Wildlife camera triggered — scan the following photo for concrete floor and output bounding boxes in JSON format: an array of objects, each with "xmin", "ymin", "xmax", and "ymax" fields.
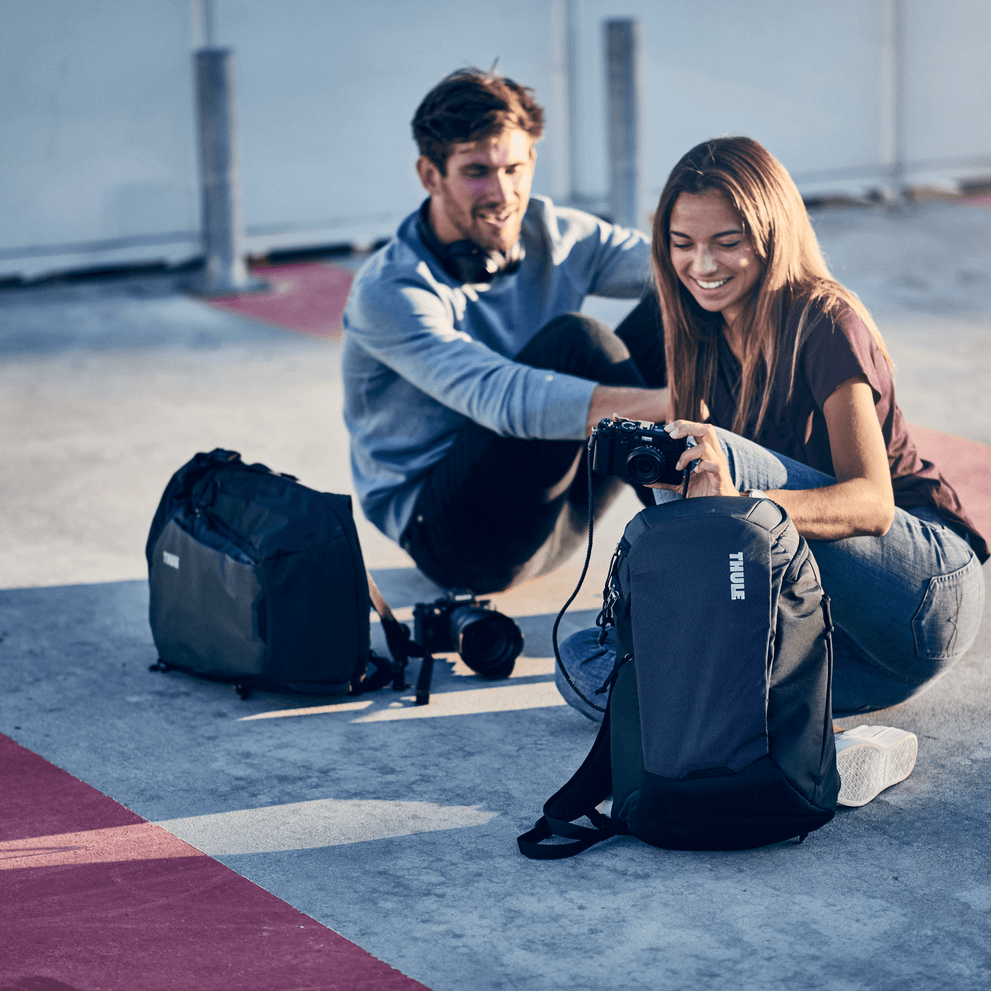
[{"xmin": 2, "ymin": 200, "xmax": 990, "ymax": 990}]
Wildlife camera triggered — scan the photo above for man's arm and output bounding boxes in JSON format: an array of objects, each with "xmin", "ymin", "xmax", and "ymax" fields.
[
  {"xmin": 585, "ymin": 384, "xmax": 671, "ymax": 436},
  {"xmin": 347, "ymin": 268, "xmax": 597, "ymax": 442}
]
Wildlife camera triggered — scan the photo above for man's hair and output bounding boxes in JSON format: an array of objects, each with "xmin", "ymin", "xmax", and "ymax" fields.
[{"xmin": 411, "ymin": 67, "xmax": 545, "ymax": 174}]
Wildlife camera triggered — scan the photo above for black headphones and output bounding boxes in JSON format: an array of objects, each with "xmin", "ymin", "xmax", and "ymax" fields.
[{"xmin": 416, "ymin": 202, "xmax": 524, "ymax": 284}]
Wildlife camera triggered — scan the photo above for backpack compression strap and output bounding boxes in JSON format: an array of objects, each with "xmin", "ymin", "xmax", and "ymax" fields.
[{"xmin": 517, "ymin": 704, "xmax": 627, "ymax": 859}]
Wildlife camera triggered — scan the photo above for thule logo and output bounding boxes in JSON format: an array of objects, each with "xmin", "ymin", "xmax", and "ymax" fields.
[
  {"xmin": 729, "ymin": 552, "xmax": 745, "ymax": 599},
  {"xmin": 163, "ymin": 551, "xmax": 180, "ymax": 570}
]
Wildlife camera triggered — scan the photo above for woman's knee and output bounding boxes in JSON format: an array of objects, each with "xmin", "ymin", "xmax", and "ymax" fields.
[{"xmin": 713, "ymin": 427, "xmax": 833, "ymax": 492}]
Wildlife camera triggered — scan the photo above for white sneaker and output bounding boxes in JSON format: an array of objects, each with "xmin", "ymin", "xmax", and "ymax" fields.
[{"xmin": 834, "ymin": 725, "xmax": 918, "ymax": 807}]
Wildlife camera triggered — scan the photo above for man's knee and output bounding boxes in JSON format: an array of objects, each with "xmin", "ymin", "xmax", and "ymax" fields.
[{"xmin": 516, "ymin": 312, "xmax": 643, "ymax": 386}]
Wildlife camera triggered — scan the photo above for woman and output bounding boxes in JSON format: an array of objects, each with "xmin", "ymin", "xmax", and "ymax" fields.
[{"xmin": 559, "ymin": 137, "xmax": 987, "ymax": 804}]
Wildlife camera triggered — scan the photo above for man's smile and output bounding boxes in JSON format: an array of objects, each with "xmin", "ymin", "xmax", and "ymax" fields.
[
  {"xmin": 419, "ymin": 128, "xmax": 536, "ymax": 255},
  {"xmin": 476, "ymin": 209, "xmax": 514, "ymax": 226}
]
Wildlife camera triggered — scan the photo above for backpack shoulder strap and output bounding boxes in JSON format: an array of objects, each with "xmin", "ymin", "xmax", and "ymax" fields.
[{"xmin": 517, "ymin": 705, "xmax": 626, "ymax": 859}]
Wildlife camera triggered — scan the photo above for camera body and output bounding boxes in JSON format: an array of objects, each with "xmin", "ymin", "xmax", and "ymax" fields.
[
  {"xmin": 413, "ymin": 593, "xmax": 523, "ymax": 680},
  {"xmin": 592, "ymin": 416, "xmax": 688, "ymax": 486}
]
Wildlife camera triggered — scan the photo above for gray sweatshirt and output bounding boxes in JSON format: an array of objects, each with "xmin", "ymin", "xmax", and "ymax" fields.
[{"xmin": 341, "ymin": 196, "xmax": 651, "ymax": 542}]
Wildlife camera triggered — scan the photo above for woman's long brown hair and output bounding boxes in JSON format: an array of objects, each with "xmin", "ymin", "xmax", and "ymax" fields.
[{"xmin": 651, "ymin": 136, "xmax": 890, "ymax": 434}]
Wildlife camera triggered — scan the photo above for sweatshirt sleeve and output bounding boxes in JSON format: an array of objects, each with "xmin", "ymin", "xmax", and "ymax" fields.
[
  {"xmin": 542, "ymin": 202, "xmax": 653, "ymax": 300},
  {"xmin": 586, "ymin": 220, "xmax": 653, "ymax": 299},
  {"xmin": 344, "ymin": 259, "xmax": 598, "ymax": 441}
]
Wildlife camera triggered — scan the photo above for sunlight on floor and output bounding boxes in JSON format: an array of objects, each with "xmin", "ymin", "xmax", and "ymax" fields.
[
  {"xmin": 0, "ymin": 822, "xmax": 203, "ymax": 870},
  {"xmin": 155, "ymin": 798, "xmax": 499, "ymax": 854},
  {"xmin": 239, "ymin": 673, "xmax": 565, "ymax": 723},
  {"xmin": 238, "ymin": 654, "xmax": 562, "ymax": 722}
]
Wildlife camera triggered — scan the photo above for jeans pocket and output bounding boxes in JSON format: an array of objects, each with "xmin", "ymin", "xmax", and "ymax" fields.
[{"xmin": 912, "ymin": 555, "xmax": 984, "ymax": 661}]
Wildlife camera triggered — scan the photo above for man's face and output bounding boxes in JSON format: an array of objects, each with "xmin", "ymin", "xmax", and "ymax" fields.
[{"xmin": 417, "ymin": 128, "xmax": 536, "ymax": 254}]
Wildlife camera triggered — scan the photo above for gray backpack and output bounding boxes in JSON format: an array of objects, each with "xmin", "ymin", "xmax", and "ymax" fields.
[
  {"xmin": 146, "ymin": 449, "xmax": 417, "ymax": 700},
  {"xmin": 519, "ymin": 496, "xmax": 840, "ymax": 856}
]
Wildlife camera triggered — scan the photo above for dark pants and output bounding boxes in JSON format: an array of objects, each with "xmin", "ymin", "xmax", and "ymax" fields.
[{"xmin": 401, "ymin": 303, "xmax": 664, "ymax": 593}]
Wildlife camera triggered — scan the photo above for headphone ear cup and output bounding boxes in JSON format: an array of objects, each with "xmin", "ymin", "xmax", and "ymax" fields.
[
  {"xmin": 416, "ymin": 204, "xmax": 525, "ymax": 283},
  {"xmin": 444, "ymin": 241, "xmax": 524, "ymax": 283},
  {"xmin": 445, "ymin": 246, "xmax": 493, "ymax": 284}
]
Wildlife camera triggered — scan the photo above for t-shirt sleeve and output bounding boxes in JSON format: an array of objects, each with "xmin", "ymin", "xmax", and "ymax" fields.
[{"xmin": 801, "ymin": 307, "xmax": 887, "ymax": 411}]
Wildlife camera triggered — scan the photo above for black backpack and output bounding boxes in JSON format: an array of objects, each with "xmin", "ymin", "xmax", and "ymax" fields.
[
  {"xmin": 146, "ymin": 449, "xmax": 416, "ymax": 700},
  {"xmin": 519, "ymin": 496, "xmax": 840, "ymax": 857}
]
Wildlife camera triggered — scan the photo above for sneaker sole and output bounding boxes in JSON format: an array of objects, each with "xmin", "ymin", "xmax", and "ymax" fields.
[{"xmin": 836, "ymin": 731, "xmax": 918, "ymax": 807}]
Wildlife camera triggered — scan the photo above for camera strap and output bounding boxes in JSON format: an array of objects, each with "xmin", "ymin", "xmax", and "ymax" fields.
[
  {"xmin": 551, "ymin": 436, "xmax": 607, "ymax": 713},
  {"xmin": 550, "ymin": 434, "xmax": 692, "ymax": 713}
]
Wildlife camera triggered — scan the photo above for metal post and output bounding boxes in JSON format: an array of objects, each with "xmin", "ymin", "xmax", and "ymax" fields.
[
  {"xmin": 605, "ymin": 19, "xmax": 643, "ymax": 230},
  {"xmin": 548, "ymin": 0, "xmax": 571, "ymax": 204},
  {"xmin": 880, "ymin": 0, "xmax": 906, "ymax": 205},
  {"xmin": 194, "ymin": 47, "xmax": 256, "ymax": 294},
  {"xmin": 566, "ymin": 0, "xmax": 585, "ymax": 206}
]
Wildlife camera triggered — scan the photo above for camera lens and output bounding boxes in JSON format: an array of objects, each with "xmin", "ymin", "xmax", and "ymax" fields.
[
  {"xmin": 626, "ymin": 445, "xmax": 666, "ymax": 484},
  {"xmin": 449, "ymin": 605, "xmax": 523, "ymax": 679}
]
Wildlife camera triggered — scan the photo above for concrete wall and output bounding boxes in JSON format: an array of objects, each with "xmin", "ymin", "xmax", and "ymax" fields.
[
  {"xmin": 1, "ymin": 0, "xmax": 201, "ymax": 278},
  {"xmin": 2, "ymin": 0, "xmax": 989, "ymax": 280}
]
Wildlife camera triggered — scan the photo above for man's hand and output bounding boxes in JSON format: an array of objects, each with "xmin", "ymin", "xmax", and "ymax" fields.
[{"xmin": 586, "ymin": 385, "xmax": 672, "ymax": 437}]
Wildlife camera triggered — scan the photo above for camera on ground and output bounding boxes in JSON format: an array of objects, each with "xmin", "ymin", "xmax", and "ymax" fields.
[
  {"xmin": 591, "ymin": 416, "xmax": 688, "ymax": 486},
  {"xmin": 413, "ymin": 593, "xmax": 524, "ymax": 680}
]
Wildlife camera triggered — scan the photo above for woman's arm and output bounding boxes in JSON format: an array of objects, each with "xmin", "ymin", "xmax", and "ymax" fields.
[{"xmin": 665, "ymin": 374, "xmax": 896, "ymax": 540}]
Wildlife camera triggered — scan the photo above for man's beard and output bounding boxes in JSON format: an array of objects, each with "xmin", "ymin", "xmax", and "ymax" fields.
[{"xmin": 457, "ymin": 202, "xmax": 525, "ymax": 254}]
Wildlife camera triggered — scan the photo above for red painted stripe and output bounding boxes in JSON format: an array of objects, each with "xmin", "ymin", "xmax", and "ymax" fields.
[
  {"xmin": 207, "ymin": 262, "xmax": 354, "ymax": 339},
  {"xmin": 0, "ymin": 734, "xmax": 430, "ymax": 991}
]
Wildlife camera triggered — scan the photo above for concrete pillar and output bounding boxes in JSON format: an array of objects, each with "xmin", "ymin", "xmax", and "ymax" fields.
[
  {"xmin": 604, "ymin": 18, "xmax": 644, "ymax": 230},
  {"xmin": 194, "ymin": 47, "xmax": 255, "ymax": 294},
  {"xmin": 880, "ymin": 0, "xmax": 906, "ymax": 204},
  {"xmin": 548, "ymin": 0, "xmax": 571, "ymax": 204},
  {"xmin": 566, "ymin": 0, "xmax": 585, "ymax": 206}
]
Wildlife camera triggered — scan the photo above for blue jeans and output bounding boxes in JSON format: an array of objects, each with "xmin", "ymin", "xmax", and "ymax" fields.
[{"xmin": 559, "ymin": 428, "xmax": 985, "ymax": 718}]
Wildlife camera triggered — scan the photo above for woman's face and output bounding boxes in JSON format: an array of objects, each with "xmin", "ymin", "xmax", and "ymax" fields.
[{"xmin": 668, "ymin": 190, "xmax": 763, "ymax": 329}]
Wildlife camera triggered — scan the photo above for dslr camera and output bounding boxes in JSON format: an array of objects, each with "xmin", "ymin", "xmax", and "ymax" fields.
[
  {"xmin": 413, "ymin": 593, "xmax": 524, "ymax": 680},
  {"xmin": 592, "ymin": 416, "xmax": 689, "ymax": 486}
]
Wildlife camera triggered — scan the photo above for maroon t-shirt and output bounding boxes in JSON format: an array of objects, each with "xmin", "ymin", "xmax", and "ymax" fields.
[{"xmin": 703, "ymin": 303, "xmax": 988, "ymax": 561}]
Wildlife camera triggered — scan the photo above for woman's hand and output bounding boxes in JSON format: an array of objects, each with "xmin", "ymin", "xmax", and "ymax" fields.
[{"xmin": 659, "ymin": 419, "xmax": 739, "ymax": 498}]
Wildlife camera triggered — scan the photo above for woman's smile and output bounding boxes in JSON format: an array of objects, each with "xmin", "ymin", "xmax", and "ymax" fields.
[{"xmin": 668, "ymin": 190, "xmax": 763, "ymax": 328}]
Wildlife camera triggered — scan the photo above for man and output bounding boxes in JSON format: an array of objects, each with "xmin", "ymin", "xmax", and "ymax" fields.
[{"xmin": 342, "ymin": 67, "xmax": 669, "ymax": 594}]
